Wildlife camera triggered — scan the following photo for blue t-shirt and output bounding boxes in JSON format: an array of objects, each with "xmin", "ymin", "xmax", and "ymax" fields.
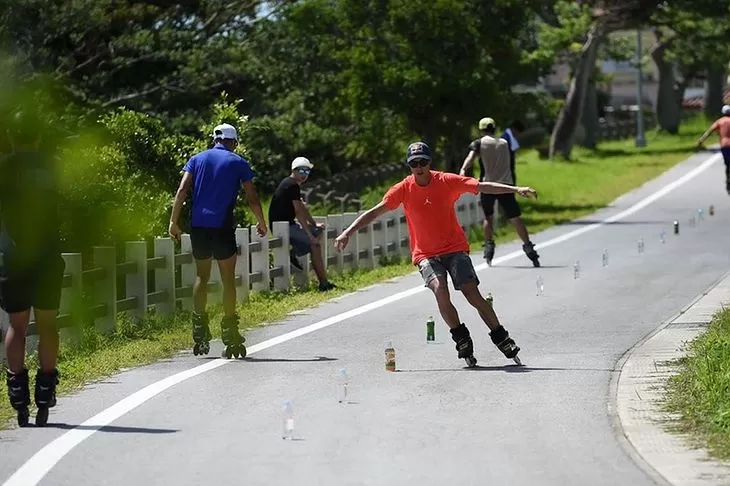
[{"xmin": 183, "ymin": 144, "xmax": 255, "ymax": 228}]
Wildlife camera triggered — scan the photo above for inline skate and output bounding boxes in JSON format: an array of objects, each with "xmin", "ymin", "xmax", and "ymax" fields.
[
  {"xmin": 34, "ymin": 368, "xmax": 59, "ymax": 426},
  {"xmin": 490, "ymin": 325, "xmax": 523, "ymax": 365},
  {"xmin": 221, "ymin": 314, "xmax": 246, "ymax": 359},
  {"xmin": 450, "ymin": 323, "xmax": 478, "ymax": 368},
  {"xmin": 484, "ymin": 239, "xmax": 496, "ymax": 266},
  {"xmin": 6, "ymin": 368, "xmax": 30, "ymax": 427},
  {"xmin": 523, "ymin": 241, "xmax": 540, "ymax": 268},
  {"xmin": 192, "ymin": 311, "xmax": 211, "ymax": 356}
]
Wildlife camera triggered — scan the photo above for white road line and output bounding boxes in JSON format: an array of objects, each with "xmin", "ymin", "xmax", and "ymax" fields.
[{"xmin": 2, "ymin": 153, "xmax": 720, "ymax": 486}]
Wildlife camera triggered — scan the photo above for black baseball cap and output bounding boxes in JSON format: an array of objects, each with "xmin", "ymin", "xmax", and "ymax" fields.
[{"xmin": 406, "ymin": 142, "xmax": 432, "ymax": 162}]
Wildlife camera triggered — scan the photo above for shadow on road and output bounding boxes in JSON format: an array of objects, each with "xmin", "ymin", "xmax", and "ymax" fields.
[
  {"xmin": 397, "ymin": 365, "xmax": 614, "ymax": 373},
  {"xmin": 561, "ymin": 220, "xmax": 667, "ymax": 226},
  {"xmin": 198, "ymin": 356, "xmax": 338, "ymax": 363},
  {"xmin": 42, "ymin": 423, "xmax": 179, "ymax": 434}
]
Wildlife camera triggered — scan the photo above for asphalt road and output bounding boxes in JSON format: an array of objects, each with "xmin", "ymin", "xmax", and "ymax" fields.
[{"xmin": 1, "ymin": 149, "xmax": 729, "ymax": 486}]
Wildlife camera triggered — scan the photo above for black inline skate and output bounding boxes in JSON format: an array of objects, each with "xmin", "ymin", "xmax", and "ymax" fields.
[
  {"xmin": 490, "ymin": 325, "xmax": 522, "ymax": 365},
  {"xmin": 220, "ymin": 314, "xmax": 246, "ymax": 359},
  {"xmin": 484, "ymin": 239, "xmax": 496, "ymax": 266},
  {"xmin": 450, "ymin": 323, "xmax": 478, "ymax": 368},
  {"xmin": 6, "ymin": 368, "xmax": 30, "ymax": 427},
  {"xmin": 34, "ymin": 368, "xmax": 59, "ymax": 427},
  {"xmin": 192, "ymin": 311, "xmax": 211, "ymax": 356},
  {"xmin": 523, "ymin": 241, "xmax": 540, "ymax": 268}
]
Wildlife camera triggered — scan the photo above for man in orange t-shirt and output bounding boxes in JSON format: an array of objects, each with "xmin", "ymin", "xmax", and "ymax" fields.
[
  {"xmin": 334, "ymin": 142, "xmax": 538, "ymax": 367},
  {"xmin": 697, "ymin": 104, "xmax": 730, "ymax": 194}
]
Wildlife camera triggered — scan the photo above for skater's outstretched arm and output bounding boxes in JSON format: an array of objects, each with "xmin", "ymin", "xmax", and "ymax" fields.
[
  {"xmin": 459, "ymin": 150, "xmax": 477, "ymax": 177},
  {"xmin": 697, "ymin": 120, "xmax": 720, "ymax": 147},
  {"xmin": 477, "ymin": 181, "xmax": 537, "ymax": 198},
  {"xmin": 334, "ymin": 201, "xmax": 391, "ymax": 251}
]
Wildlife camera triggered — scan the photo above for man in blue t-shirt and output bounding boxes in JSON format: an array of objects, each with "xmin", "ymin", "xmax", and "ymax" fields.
[{"xmin": 169, "ymin": 123, "xmax": 267, "ymax": 357}]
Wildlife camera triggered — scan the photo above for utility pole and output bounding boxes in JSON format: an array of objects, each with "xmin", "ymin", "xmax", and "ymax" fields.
[{"xmin": 635, "ymin": 28, "xmax": 647, "ymax": 148}]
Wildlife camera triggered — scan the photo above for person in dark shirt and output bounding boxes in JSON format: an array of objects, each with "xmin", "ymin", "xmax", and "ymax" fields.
[
  {"xmin": 169, "ymin": 123, "xmax": 267, "ymax": 358},
  {"xmin": 268, "ymin": 157, "xmax": 336, "ymax": 292},
  {"xmin": 0, "ymin": 143, "xmax": 64, "ymax": 427}
]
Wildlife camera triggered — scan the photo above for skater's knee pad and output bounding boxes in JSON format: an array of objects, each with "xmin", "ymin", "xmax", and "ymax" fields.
[
  {"xmin": 489, "ymin": 325, "xmax": 509, "ymax": 345},
  {"xmin": 450, "ymin": 323, "xmax": 471, "ymax": 343}
]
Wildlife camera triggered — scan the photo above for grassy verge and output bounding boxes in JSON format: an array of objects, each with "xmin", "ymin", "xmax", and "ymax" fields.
[
  {"xmin": 664, "ymin": 307, "xmax": 730, "ymax": 460},
  {"xmin": 0, "ymin": 116, "xmax": 710, "ymax": 428}
]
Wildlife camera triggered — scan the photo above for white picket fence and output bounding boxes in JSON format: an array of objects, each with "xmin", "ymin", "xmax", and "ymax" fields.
[{"xmin": 0, "ymin": 194, "xmax": 483, "ymax": 345}]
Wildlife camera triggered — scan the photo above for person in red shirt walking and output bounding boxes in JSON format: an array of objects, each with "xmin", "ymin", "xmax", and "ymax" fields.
[
  {"xmin": 697, "ymin": 104, "xmax": 730, "ymax": 194},
  {"xmin": 334, "ymin": 142, "xmax": 537, "ymax": 367}
]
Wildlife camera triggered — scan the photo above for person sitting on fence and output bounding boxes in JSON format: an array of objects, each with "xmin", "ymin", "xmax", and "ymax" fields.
[
  {"xmin": 697, "ymin": 104, "xmax": 730, "ymax": 194},
  {"xmin": 459, "ymin": 117, "xmax": 540, "ymax": 268},
  {"xmin": 268, "ymin": 156, "xmax": 336, "ymax": 292},
  {"xmin": 333, "ymin": 141, "xmax": 537, "ymax": 367},
  {"xmin": 169, "ymin": 123, "xmax": 267, "ymax": 357},
  {"xmin": 0, "ymin": 109, "xmax": 64, "ymax": 427}
]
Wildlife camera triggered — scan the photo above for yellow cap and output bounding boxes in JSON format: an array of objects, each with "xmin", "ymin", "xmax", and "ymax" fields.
[{"xmin": 478, "ymin": 117, "xmax": 495, "ymax": 130}]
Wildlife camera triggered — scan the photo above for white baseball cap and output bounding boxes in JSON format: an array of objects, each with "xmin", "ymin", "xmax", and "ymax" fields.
[
  {"xmin": 211, "ymin": 123, "xmax": 238, "ymax": 141},
  {"xmin": 291, "ymin": 156, "xmax": 314, "ymax": 170},
  {"xmin": 722, "ymin": 105, "xmax": 730, "ymax": 115}
]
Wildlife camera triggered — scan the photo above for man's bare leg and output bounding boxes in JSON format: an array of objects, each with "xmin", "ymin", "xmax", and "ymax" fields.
[
  {"xmin": 4, "ymin": 310, "xmax": 32, "ymax": 425},
  {"xmin": 461, "ymin": 282, "xmax": 521, "ymax": 362},
  {"xmin": 192, "ymin": 258, "xmax": 213, "ymax": 354},
  {"xmin": 216, "ymin": 254, "xmax": 237, "ymax": 318},
  {"xmin": 427, "ymin": 277, "xmax": 460, "ymax": 329}
]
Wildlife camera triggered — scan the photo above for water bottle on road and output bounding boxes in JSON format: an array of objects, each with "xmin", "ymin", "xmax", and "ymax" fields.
[
  {"xmin": 282, "ymin": 400, "xmax": 295, "ymax": 440},
  {"xmin": 385, "ymin": 341, "xmax": 396, "ymax": 372},
  {"xmin": 426, "ymin": 316, "xmax": 435, "ymax": 342}
]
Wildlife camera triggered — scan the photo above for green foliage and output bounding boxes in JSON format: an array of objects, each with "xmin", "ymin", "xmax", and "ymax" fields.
[{"xmin": 665, "ymin": 307, "xmax": 730, "ymax": 460}]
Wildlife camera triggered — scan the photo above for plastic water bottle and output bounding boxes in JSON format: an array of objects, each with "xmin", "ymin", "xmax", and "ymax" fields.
[
  {"xmin": 710, "ymin": 205, "xmax": 715, "ymax": 216},
  {"xmin": 637, "ymin": 238, "xmax": 644, "ymax": 254},
  {"xmin": 601, "ymin": 249, "xmax": 609, "ymax": 267},
  {"xmin": 660, "ymin": 230, "xmax": 666, "ymax": 244},
  {"xmin": 282, "ymin": 400, "xmax": 295, "ymax": 440},
  {"xmin": 535, "ymin": 275, "xmax": 544, "ymax": 296},
  {"xmin": 698, "ymin": 208, "xmax": 704, "ymax": 221},
  {"xmin": 426, "ymin": 316, "xmax": 435, "ymax": 342},
  {"xmin": 689, "ymin": 216, "xmax": 696, "ymax": 228},
  {"xmin": 673, "ymin": 220, "xmax": 679, "ymax": 234},
  {"xmin": 338, "ymin": 368, "xmax": 349, "ymax": 403},
  {"xmin": 573, "ymin": 260, "xmax": 580, "ymax": 279},
  {"xmin": 385, "ymin": 341, "xmax": 396, "ymax": 372}
]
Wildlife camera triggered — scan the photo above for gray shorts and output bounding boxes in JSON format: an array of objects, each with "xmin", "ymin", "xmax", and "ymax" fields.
[
  {"xmin": 289, "ymin": 223, "xmax": 322, "ymax": 256},
  {"xmin": 417, "ymin": 251, "xmax": 480, "ymax": 290}
]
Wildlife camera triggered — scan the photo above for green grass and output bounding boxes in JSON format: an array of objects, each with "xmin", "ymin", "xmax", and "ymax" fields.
[
  {"xmin": 0, "ymin": 115, "xmax": 711, "ymax": 428},
  {"xmin": 664, "ymin": 307, "xmax": 730, "ymax": 460}
]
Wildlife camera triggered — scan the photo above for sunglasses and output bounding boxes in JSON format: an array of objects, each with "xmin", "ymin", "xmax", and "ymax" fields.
[
  {"xmin": 296, "ymin": 168, "xmax": 312, "ymax": 175},
  {"xmin": 408, "ymin": 158, "xmax": 430, "ymax": 168}
]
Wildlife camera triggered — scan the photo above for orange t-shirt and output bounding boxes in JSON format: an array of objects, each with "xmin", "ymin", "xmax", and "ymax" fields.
[{"xmin": 382, "ymin": 171, "xmax": 480, "ymax": 264}]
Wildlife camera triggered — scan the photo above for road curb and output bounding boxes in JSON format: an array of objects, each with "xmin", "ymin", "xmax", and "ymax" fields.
[{"xmin": 610, "ymin": 269, "xmax": 730, "ymax": 486}]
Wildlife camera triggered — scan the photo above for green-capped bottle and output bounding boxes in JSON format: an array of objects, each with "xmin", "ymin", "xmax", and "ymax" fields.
[
  {"xmin": 426, "ymin": 316, "xmax": 435, "ymax": 342},
  {"xmin": 486, "ymin": 292, "xmax": 494, "ymax": 307}
]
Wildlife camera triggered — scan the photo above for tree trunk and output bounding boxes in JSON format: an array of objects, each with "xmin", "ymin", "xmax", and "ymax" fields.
[
  {"xmin": 580, "ymin": 78, "xmax": 599, "ymax": 149},
  {"xmin": 651, "ymin": 38, "xmax": 681, "ymax": 134},
  {"xmin": 704, "ymin": 68, "xmax": 725, "ymax": 118},
  {"xmin": 549, "ymin": 24, "xmax": 603, "ymax": 160}
]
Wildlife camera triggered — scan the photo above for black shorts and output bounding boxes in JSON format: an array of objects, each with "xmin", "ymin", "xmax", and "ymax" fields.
[
  {"xmin": 417, "ymin": 252, "xmax": 480, "ymax": 291},
  {"xmin": 0, "ymin": 254, "xmax": 65, "ymax": 314},
  {"xmin": 190, "ymin": 227, "xmax": 237, "ymax": 260},
  {"xmin": 480, "ymin": 193, "xmax": 521, "ymax": 219}
]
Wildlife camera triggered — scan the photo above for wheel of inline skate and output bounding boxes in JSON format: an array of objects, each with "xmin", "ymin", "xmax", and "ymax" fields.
[
  {"xmin": 17, "ymin": 408, "xmax": 30, "ymax": 427},
  {"xmin": 201, "ymin": 342, "xmax": 210, "ymax": 355},
  {"xmin": 223, "ymin": 347, "xmax": 233, "ymax": 359},
  {"xmin": 235, "ymin": 345, "xmax": 246, "ymax": 359},
  {"xmin": 465, "ymin": 356, "xmax": 478, "ymax": 368},
  {"xmin": 513, "ymin": 355, "xmax": 523, "ymax": 366},
  {"xmin": 36, "ymin": 407, "xmax": 49, "ymax": 427},
  {"xmin": 193, "ymin": 343, "xmax": 200, "ymax": 356}
]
